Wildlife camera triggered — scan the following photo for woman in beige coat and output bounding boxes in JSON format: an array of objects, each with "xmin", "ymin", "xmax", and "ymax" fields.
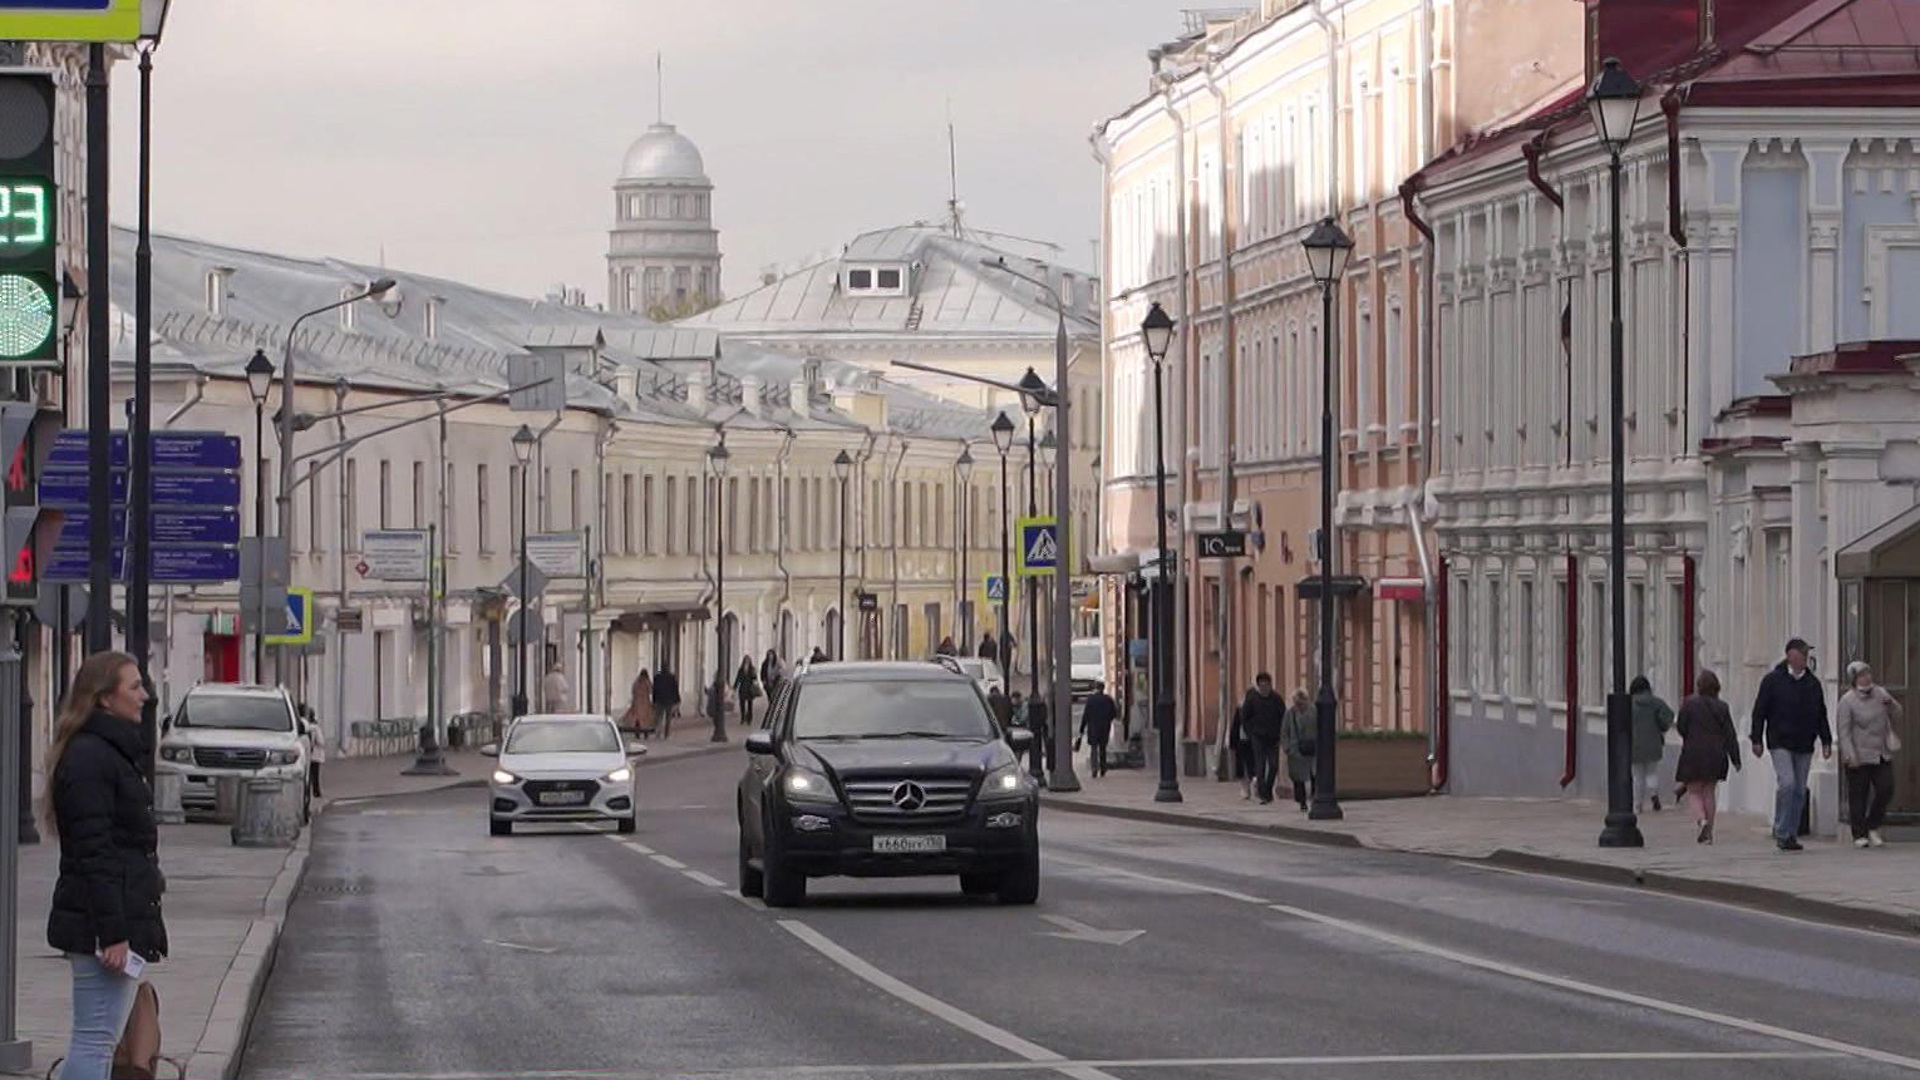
[{"xmin": 1836, "ymin": 661, "xmax": 1902, "ymax": 848}]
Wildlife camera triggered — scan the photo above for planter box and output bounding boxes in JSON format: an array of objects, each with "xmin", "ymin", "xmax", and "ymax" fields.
[{"xmin": 1337, "ymin": 736, "xmax": 1430, "ymax": 799}]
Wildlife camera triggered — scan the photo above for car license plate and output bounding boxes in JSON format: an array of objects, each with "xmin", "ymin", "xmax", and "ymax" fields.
[
  {"xmin": 873, "ymin": 835, "xmax": 945, "ymax": 853},
  {"xmin": 537, "ymin": 791, "xmax": 587, "ymax": 806}
]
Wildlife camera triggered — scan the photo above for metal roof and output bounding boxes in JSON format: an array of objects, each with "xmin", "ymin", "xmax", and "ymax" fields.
[{"xmin": 684, "ymin": 223, "xmax": 1099, "ymax": 339}]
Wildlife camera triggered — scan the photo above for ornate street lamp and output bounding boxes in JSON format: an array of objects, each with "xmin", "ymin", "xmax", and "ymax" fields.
[
  {"xmin": 957, "ymin": 446, "xmax": 975, "ymax": 645},
  {"xmin": 510, "ymin": 424, "xmax": 536, "ymax": 718},
  {"xmin": 1589, "ymin": 56, "xmax": 1646, "ymax": 848},
  {"xmin": 245, "ymin": 349, "xmax": 275, "ymax": 682},
  {"xmin": 1140, "ymin": 302, "xmax": 1180, "ymax": 802},
  {"xmin": 834, "ymin": 449, "xmax": 852, "ymax": 659},
  {"xmin": 1302, "ymin": 216, "xmax": 1353, "ymax": 821},
  {"xmin": 991, "ymin": 412, "xmax": 1016, "ymax": 694},
  {"xmin": 709, "ymin": 440, "xmax": 732, "ymax": 742}
]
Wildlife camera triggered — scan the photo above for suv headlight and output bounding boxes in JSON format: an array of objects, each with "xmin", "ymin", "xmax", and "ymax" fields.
[
  {"xmin": 267, "ymin": 749, "xmax": 301, "ymax": 766},
  {"xmin": 781, "ymin": 767, "xmax": 837, "ymax": 804},
  {"xmin": 982, "ymin": 762, "xmax": 1027, "ymax": 798},
  {"xmin": 159, "ymin": 745, "xmax": 192, "ymax": 763}
]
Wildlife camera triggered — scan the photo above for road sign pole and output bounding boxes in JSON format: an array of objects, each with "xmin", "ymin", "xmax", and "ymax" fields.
[
  {"xmin": 84, "ymin": 44, "xmax": 111, "ymax": 653},
  {"xmin": 0, "ymin": 609, "xmax": 30, "ymax": 1073}
]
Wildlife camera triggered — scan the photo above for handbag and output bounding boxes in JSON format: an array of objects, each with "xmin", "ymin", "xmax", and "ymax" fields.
[
  {"xmin": 1297, "ymin": 734, "xmax": 1317, "ymax": 758},
  {"xmin": 112, "ymin": 980, "xmax": 162, "ymax": 1080}
]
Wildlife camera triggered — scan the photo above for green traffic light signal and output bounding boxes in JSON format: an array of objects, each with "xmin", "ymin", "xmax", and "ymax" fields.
[{"xmin": 0, "ymin": 75, "xmax": 58, "ymax": 366}]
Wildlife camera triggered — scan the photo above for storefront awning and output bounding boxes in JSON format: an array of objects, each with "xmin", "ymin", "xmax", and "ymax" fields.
[
  {"xmin": 612, "ymin": 601, "xmax": 712, "ymax": 633},
  {"xmin": 1295, "ymin": 574, "xmax": 1368, "ymax": 600},
  {"xmin": 1837, "ymin": 502, "xmax": 1920, "ymax": 579},
  {"xmin": 1375, "ymin": 577, "xmax": 1426, "ymax": 602}
]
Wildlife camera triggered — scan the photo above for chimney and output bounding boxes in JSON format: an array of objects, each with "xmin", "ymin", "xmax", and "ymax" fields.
[
  {"xmin": 687, "ymin": 369, "xmax": 710, "ymax": 412},
  {"xmin": 741, "ymin": 375, "xmax": 764, "ymax": 417},
  {"xmin": 205, "ymin": 265, "xmax": 235, "ymax": 317},
  {"xmin": 612, "ymin": 366, "xmax": 637, "ymax": 405}
]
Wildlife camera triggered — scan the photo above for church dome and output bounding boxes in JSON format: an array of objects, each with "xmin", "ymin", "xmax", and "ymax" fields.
[{"xmin": 620, "ymin": 122, "xmax": 708, "ymax": 183}]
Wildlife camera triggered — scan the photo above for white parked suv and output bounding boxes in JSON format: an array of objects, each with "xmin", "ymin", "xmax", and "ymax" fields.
[{"xmin": 157, "ymin": 684, "xmax": 312, "ymax": 824}]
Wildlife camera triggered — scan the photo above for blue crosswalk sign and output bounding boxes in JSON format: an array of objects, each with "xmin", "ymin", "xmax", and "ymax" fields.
[
  {"xmin": 1018, "ymin": 517, "xmax": 1059, "ymax": 577},
  {"xmin": 266, "ymin": 587, "xmax": 313, "ymax": 646},
  {"xmin": 983, "ymin": 575, "xmax": 1008, "ymax": 603}
]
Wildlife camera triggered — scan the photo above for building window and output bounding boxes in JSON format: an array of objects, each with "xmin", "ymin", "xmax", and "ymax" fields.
[
  {"xmin": 622, "ymin": 475, "xmax": 636, "ymax": 555},
  {"xmin": 307, "ymin": 462, "xmax": 323, "ymax": 552},
  {"xmin": 672, "ymin": 194, "xmax": 688, "ymax": 217},
  {"xmin": 411, "ymin": 461, "xmax": 425, "ymax": 528},
  {"xmin": 643, "ymin": 475, "xmax": 657, "ymax": 554},
  {"xmin": 665, "ymin": 476, "xmax": 679, "ymax": 555},
  {"xmin": 674, "ymin": 267, "xmax": 690, "ymax": 304},
  {"xmin": 847, "ymin": 268, "xmax": 872, "ymax": 290},
  {"xmin": 624, "ymin": 270, "xmax": 637, "ymax": 313},
  {"xmin": 507, "ymin": 466, "xmax": 522, "ymax": 553},
  {"xmin": 1486, "ymin": 575, "xmax": 1504, "ymax": 694},
  {"xmin": 445, "ymin": 463, "xmax": 457, "ymax": 551},
  {"xmin": 644, "ymin": 267, "xmax": 663, "ymax": 304},
  {"xmin": 478, "ymin": 464, "xmax": 492, "ymax": 554},
  {"xmin": 877, "ymin": 267, "xmax": 901, "ymax": 290},
  {"xmin": 570, "ymin": 469, "xmax": 582, "ymax": 531},
  {"xmin": 339, "ymin": 286, "xmax": 357, "ymax": 331},
  {"xmin": 1519, "ymin": 578, "xmax": 1536, "ymax": 697},
  {"xmin": 687, "ymin": 474, "xmax": 699, "ymax": 556},
  {"xmin": 646, "ymin": 194, "xmax": 662, "ymax": 218},
  {"xmin": 345, "ymin": 459, "xmax": 360, "ymax": 549},
  {"xmin": 697, "ymin": 268, "xmax": 711, "ymax": 301},
  {"xmin": 842, "ymin": 264, "xmax": 907, "ymax": 296}
]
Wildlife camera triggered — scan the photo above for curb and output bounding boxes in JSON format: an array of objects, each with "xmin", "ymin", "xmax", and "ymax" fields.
[
  {"xmin": 1039, "ymin": 793, "xmax": 1920, "ymax": 938},
  {"xmin": 186, "ymin": 826, "xmax": 312, "ymax": 1080}
]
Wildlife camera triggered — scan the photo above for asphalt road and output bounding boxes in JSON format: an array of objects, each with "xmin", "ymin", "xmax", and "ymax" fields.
[{"xmin": 240, "ymin": 749, "xmax": 1920, "ymax": 1080}]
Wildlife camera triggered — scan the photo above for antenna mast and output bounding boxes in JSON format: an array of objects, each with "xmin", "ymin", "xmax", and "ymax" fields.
[
  {"xmin": 656, "ymin": 52, "xmax": 664, "ymax": 124},
  {"xmin": 946, "ymin": 102, "xmax": 962, "ymax": 239}
]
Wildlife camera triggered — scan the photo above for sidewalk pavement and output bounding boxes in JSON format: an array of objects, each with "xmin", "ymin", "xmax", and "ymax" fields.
[
  {"xmin": 6, "ymin": 720, "xmax": 737, "ymax": 1079},
  {"xmin": 1040, "ymin": 757, "xmax": 1920, "ymax": 936}
]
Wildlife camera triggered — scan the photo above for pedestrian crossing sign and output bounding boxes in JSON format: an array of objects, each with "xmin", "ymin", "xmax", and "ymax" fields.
[
  {"xmin": 982, "ymin": 574, "xmax": 1008, "ymax": 604},
  {"xmin": 266, "ymin": 587, "xmax": 313, "ymax": 646},
  {"xmin": 1018, "ymin": 517, "xmax": 1059, "ymax": 577}
]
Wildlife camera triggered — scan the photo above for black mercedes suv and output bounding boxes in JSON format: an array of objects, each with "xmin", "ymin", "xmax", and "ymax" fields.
[{"xmin": 737, "ymin": 661, "xmax": 1040, "ymax": 907}]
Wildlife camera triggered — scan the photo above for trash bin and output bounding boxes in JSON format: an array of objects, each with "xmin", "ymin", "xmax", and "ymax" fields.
[
  {"xmin": 212, "ymin": 775, "xmax": 243, "ymax": 825},
  {"xmin": 152, "ymin": 771, "xmax": 185, "ymax": 825},
  {"xmin": 231, "ymin": 777, "xmax": 299, "ymax": 848},
  {"xmin": 447, "ymin": 722, "xmax": 464, "ymax": 749}
]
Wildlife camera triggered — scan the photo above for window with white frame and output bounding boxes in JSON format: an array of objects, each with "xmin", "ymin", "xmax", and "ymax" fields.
[
  {"xmin": 1487, "ymin": 574, "xmax": 1505, "ymax": 694},
  {"xmin": 1354, "ymin": 74, "xmax": 1371, "ymax": 203},
  {"xmin": 1355, "ymin": 305, "xmax": 1374, "ymax": 436},
  {"xmin": 1519, "ymin": 577, "xmax": 1537, "ymax": 697},
  {"xmin": 1384, "ymin": 62, "xmax": 1402, "ymax": 190},
  {"xmin": 1386, "ymin": 300, "xmax": 1405, "ymax": 439}
]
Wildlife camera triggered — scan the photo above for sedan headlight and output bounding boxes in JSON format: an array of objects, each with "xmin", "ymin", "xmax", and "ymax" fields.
[
  {"xmin": 603, "ymin": 766, "xmax": 632, "ymax": 784},
  {"xmin": 781, "ymin": 767, "xmax": 837, "ymax": 804},
  {"xmin": 982, "ymin": 762, "xmax": 1027, "ymax": 798},
  {"xmin": 491, "ymin": 769, "xmax": 519, "ymax": 785},
  {"xmin": 267, "ymin": 749, "xmax": 301, "ymax": 766},
  {"xmin": 158, "ymin": 745, "xmax": 192, "ymax": 763}
]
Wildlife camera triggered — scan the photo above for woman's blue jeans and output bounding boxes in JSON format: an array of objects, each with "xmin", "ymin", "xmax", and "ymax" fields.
[{"xmin": 61, "ymin": 953, "xmax": 139, "ymax": 1080}]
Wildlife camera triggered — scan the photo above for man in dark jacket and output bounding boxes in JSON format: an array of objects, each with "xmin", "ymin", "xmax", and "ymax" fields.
[
  {"xmin": 1240, "ymin": 673, "xmax": 1287, "ymax": 804},
  {"xmin": 652, "ymin": 669, "xmax": 681, "ymax": 739},
  {"xmin": 1749, "ymin": 637, "xmax": 1833, "ymax": 851},
  {"xmin": 979, "ymin": 633, "xmax": 998, "ymax": 663},
  {"xmin": 1078, "ymin": 682, "xmax": 1119, "ymax": 778}
]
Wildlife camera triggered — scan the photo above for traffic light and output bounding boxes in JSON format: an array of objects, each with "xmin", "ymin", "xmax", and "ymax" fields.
[
  {"xmin": 2, "ymin": 400, "xmax": 64, "ymax": 605},
  {"xmin": 0, "ymin": 73, "xmax": 58, "ymax": 365}
]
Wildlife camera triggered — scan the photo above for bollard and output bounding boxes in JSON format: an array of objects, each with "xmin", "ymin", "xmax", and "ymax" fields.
[
  {"xmin": 231, "ymin": 777, "xmax": 299, "ymax": 848},
  {"xmin": 152, "ymin": 771, "xmax": 184, "ymax": 825},
  {"xmin": 212, "ymin": 776, "xmax": 242, "ymax": 825}
]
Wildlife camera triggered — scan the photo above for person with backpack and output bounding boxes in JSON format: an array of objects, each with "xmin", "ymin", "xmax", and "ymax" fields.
[
  {"xmin": 1280, "ymin": 686, "xmax": 1317, "ymax": 811},
  {"xmin": 41, "ymin": 651, "xmax": 170, "ymax": 1080},
  {"xmin": 1630, "ymin": 675, "xmax": 1675, "ymax": 812},
  {"xmin": 1750, "ymin": 637, "xmax": 1833, "ymax": 852}
]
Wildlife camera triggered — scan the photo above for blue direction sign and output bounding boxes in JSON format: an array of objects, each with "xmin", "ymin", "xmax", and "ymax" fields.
[
  {"xmin": 45, "ymin": 431, "xmax": 241, "ymax": 471},
  {"xmin": 41, "ymin": 471, "xmax": 239, "ymax": 510},
  {"xmin": 56, "ymin": 508, "xmax": 242, "ymax": 547},
  {"xmin": 45, "ymin": 545, "xmax": 239, "ymax": 584}
]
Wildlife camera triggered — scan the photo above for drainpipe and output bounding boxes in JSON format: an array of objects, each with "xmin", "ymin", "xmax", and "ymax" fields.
[
  {"xmin": 1201, "ymin": 56, "xmax": 1238, "ymax": 773},
  {"xmin": 1156, "ymin": 68, "xmax": 1194, "ymax": 756},
  {"xmin": 1307, "ymin": 0, "xmax": 1341, "ymax": 210},
  {"xmin": 1401, "ymin": 178, "xmax": 1441, "ymax": 784},
  {"xmin": 1404, "ymin": 499, "xmax": 1440, "ymax": 791},
  {"xmin": 164, "ymin": 374, "xmax": 206, "ymax": 426},
  {"xmin": 775, "ymin": 428, "xmax": 795, "ymax": 615},
  {"xmin": 889, "ymin": 439, "xmax": 909, "ymax": 658},
  {"xmin": 1522, "ymin": 132, "xmax": 1565, "ymax": 210}
]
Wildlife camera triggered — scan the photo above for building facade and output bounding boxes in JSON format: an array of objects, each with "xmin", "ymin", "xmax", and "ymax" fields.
[
  {"xmin": 1418, "ymin": 0, "xmax": 1920, "ymax": 826},
  {"xmin": 1096, "ymin": 0, "xmax": 1580, "ymax": 765}
]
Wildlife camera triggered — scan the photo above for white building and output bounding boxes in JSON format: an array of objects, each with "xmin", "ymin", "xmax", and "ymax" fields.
[
  {"xmin": 1417, "ymin": 0, "xmax": 1920, "ymax": 827},
  {"xmin": 607, "ymin": 119, "xmax": 723, "ymax": 318}
]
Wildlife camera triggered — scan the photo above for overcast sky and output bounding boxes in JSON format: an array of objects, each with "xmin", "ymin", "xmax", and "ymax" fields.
[{"xmin": 108, "ymin": 1, "xmax": 1184, "ymax": 305}]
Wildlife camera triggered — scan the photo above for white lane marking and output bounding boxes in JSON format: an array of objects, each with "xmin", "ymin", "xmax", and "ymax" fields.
[
  {"xmin": 777, "ymin": 919, "xmax": 1123, "ymax": 1080},
  {"xmin": 683, "ymin": 869, "xmax": 727, "ymax": 889},
  {"xmin": 1449, "ymin": 858, "xmax": 1920, "ymax": 945},
  {"xmin": 1269, "ymin": 902, "xmax": 1920, "ymax": 1073},
  {"xmin": 1037, "ymin": 914, "xmax": 1144, "ymax": 946},
  {"xmin": 650, "ymin": 853, "xmax": 688, "ymax": 870},
  {"xmin": 482, "ymin": 939, "xmax": 557, "ymax": 954},
  {"xmin": 1047, "ymin": 854, "xmax": 1270, "ymax": 905},
  {"xmin": 297, "ymin": 1050, "xmax": 1843, "ymax": 1079}
]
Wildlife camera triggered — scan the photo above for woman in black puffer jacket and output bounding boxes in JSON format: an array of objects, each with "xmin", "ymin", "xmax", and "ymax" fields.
[{"xmin": 39, "ymin": 650, "xmax": 168, "ymax": 1080}]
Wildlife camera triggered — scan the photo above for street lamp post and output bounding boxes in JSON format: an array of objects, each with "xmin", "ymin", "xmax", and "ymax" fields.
[
  {"xmin": 835, "ymin": 449, "xmax": 852, "ymax": 659},
  {"xmin": 710, "ymin": 440, "xmax": 731, "ymax": 743},
  {"xmin": 991, "ymin": 412, "xmax": 1016, "ymax": 697},
  {"xmin": 1303, "ymin": 217, "xmax": 1353, "ymax": 821},
  {"xmin": 1589, "ymin": 57, "xmax": 1647, "ymax": 849},
  {"xmin": 275, "ymin": 280, "xmax": 396, "ymax": 542},
  {"xmin": 957, "ymin": 447, "xmax": 975, "ymax": 645},
  {"xmin": 510, "ymin": 425, "xmax": 535, "ymax": 718},
  {"xmin": 1140, "ymin": 303, "xmax": 1181, "ymax": 803},
  {"xmin": 245, "ymin": 349, "xmax": 275, "ymax": 683},
  {"xmin": 1018, "ymin": 370, "xmax": 1046, "ymax": 781}
]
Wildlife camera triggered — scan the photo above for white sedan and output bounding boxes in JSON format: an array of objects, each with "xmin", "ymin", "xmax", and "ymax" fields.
[{"xmin": 484, "ymin": 714, "xmax": 644, "ymax": 836}]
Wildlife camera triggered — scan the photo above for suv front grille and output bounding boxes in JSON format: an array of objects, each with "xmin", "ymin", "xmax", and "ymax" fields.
[
  {"xmin": 842, "ymin": 776, "xmax": 974, "ymax": 823},
  {"xmin": 194, "ymin": 747, "xmax": 268, "ymax": 769}
]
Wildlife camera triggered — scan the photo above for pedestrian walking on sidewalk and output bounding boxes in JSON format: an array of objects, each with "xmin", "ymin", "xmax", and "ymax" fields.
[
  {"xmin": 1079, "ymin": 682, "xmax": 1118, "ymax": 778},
  {"xmin": 299, "ymin": 702, "xmax": 325, "ymax": 798},
  {"xmin": 652, "ymin": 669, "xmax": 681, "ymax": 739},
  {"xmin": 542, "ymin": 662, "xmax": 573, "ymax": 713},
  {"xmin": 979, "ymin": 633, "xmax": 998, "ymax": 663},
  {"xmin": 1676, "ymin": 669, "xmax": 1741, "ymax": 844},
  {"xmin": 1241, "ymin": 674, "xmax": 1286, "ymax": 805},
  {"xmin": 1280, "ymin": 687, "xmax": 1316, "ymax": 811},
  {"xmin": 935, "ymin": 635, "xmax": 957, "ymax": 657},
  {"xmin": 760, "ymin": 649, "xmax": 784, "ymax": 704},
  {"xmin": 1750, "ymin": 637, "xmax": 1832, "ymax": 852},
  {"xmin": 1836, "ymin": 661, "xmax": 1901, "ymax": 849},
  {"xmin": 623, "ymin": 669, "xmax": 655, "ymax": 738},
  {"xmin": 1229, "ymin": 700, "xmax": 1254, "ymax": 800},
  {"xmin": 1630, "ymin": 676, "xmax": 1675, "ymax": 812},
  {"xmin": 40, "ymin": 651, "xmax": 169, "ymax": 1080},
  {"xmin": 989, "ymin": 685, "xmax": 1014, "ymax": 739},
  {"xmin": 734, "ymin": 658, "xmax": 762, "ymax": 728}
]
